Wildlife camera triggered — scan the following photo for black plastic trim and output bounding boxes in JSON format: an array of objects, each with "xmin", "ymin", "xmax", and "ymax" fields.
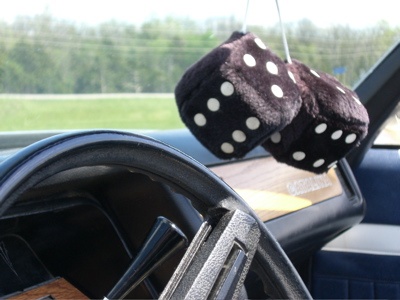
[
  {"xmin": 349, "ymin": 40, "xmax": 400, "ymax": 167},
  {"xmin": 265, "ymin": 159, "xmax": 365, "ymax": 263}
]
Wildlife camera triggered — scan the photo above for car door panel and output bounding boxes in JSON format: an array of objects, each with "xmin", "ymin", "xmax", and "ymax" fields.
[
  {"xmin": 354, "ymin": 148, "xmax": 400, "ymax": 225},
  {"xmin": 310, "ymin": 147, "xmax": 400, "ymax": 299}
]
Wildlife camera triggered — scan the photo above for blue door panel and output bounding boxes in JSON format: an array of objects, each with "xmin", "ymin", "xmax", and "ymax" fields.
[
  {"xmin": 311, "ymin": 148, "xmax": 400, "ymax": 299},
  {"xmin": 353, "ymin": 148, "xmax": 400, "ymax": 225},
  {"xmin": 312, "ymin": 251, "xmax": 400, "ymax": 299}
]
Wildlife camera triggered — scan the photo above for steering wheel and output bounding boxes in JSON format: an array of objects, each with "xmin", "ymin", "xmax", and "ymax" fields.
[{"xmin": 0, "ymin": 130, "xmax": 311, "ymax": 299}]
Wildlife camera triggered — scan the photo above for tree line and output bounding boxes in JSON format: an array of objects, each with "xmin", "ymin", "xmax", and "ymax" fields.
[{"xmin": 0, "ymin": 14, "xmax": 399, "ymax": 94}]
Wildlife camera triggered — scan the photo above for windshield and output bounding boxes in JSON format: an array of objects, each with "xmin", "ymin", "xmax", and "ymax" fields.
[{"xmin": 1, "ymin": 0, "xmax": 399, "ymax": 132}]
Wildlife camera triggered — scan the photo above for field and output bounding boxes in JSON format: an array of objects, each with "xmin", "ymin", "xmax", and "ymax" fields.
[{"xmin": 0, "ymin": 94, "xmax": 185, "ymax": 131}]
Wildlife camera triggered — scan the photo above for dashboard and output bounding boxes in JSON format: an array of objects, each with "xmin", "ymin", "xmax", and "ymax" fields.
[{"xmin": 0, "ymin": 128, "xmax": 364, "ymax": 298}]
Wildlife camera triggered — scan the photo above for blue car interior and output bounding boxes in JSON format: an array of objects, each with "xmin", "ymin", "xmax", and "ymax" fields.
[{"xmin": 0, "ymin": 2, "xmax": 399, "ymax": 298}]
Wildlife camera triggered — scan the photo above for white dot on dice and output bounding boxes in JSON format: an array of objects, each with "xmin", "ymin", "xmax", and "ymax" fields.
[
  {"xmin": 221, "ymin": 142, "xmax": 234, "ymax": 154},
  {"xmin": 194, "ymin": 113, "xmax": 206, "ymax": 126}
]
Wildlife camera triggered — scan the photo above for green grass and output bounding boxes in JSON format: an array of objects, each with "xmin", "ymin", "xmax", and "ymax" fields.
[{"xmin": 0, "ymin": 96, "xmax": 185, "ymax": 131}]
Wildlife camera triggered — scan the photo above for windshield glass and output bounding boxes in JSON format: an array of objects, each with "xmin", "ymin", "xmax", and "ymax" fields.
[{"xmin": 1, "ymin": 0, "xmax": 399, "ymax": 132}]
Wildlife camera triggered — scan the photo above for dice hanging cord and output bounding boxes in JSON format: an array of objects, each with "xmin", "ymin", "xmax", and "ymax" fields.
[
  {"xmin": 275, "ymin": 0, "xmax": 292, "ymax": 64},
  {"xmin": 241, "ymin": 0, "xmax": 250, "ymax": 33}
]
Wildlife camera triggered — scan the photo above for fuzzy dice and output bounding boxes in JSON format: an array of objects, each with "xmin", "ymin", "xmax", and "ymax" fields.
[
  {"xmin": 263, "ymin": 59, "xmax": 369, "ymax": 173},
  {"xmin": 175, "ymin": 31, "xmax": 301, "ymax": 159}
]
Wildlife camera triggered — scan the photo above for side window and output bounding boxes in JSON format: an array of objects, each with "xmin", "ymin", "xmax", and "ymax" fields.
[{"xmin": 374, "ymin": 103, "xmax": 400, "ymax": 146}]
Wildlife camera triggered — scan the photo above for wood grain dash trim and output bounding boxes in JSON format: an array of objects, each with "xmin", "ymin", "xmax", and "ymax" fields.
[
  {"xmin": 211, "ymin": 157, "xmax": 342, "ymax": 221},
  {"xmin": 7, "ymin": 278, "xmax": 88, "ymax": 300}
]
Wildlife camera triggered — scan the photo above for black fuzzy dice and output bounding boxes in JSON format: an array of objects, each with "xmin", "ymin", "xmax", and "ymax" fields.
[
  {"xmin": 263, "ymin": 59, "xmax": 369, "ymax": 173},
  {"xmin": 175, "ymin": 31, "xmax": 301, "ymax": 159}
]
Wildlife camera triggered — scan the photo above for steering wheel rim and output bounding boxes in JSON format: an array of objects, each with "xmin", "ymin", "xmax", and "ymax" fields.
[{"xmin": 0, "ymin": 130, "xmax": 311, "ymax": 299}]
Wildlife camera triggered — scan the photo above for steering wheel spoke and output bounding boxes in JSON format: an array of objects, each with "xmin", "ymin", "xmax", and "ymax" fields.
[{"xmin": 161, "ymin": 210, "xmax": 260, "ymax": 300}]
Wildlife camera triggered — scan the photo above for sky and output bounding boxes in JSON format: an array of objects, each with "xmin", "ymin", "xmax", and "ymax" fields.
[{"xmin": 0, "ymin": 0, "xmax": 399, "ymax": 29}]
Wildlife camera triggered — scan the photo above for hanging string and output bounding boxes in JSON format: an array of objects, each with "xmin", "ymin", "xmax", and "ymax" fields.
[
  {"xmin": 241, "ymin": 0, "xmax": 250, "ymax": 33},
  {"xmin": 275, "ymin": 0, "xmax": 292, "ymax": 64}
]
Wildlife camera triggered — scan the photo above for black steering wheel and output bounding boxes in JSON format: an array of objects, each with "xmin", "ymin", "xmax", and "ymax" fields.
[{"xmin": 0, "ymin": 130, "xmax": 311, "ymax": 299}]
